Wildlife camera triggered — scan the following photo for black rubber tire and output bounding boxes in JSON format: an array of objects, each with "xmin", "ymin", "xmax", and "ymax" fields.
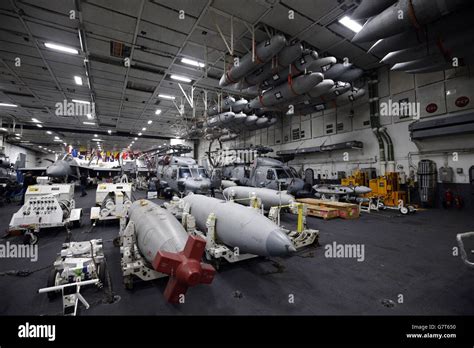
[
  {"xmin": 97, "ymin": 263, "xmax": 107, "ymax": 286},
  {"xmin": 46, "ymin": 268, "xmax": 60, "ymax": 300}
]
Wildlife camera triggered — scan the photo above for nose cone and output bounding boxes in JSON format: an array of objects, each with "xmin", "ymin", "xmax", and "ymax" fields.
[
  {"xmin": 46, "ymin": 164, "xmax": 65, "ymax": 177},
  {"xmin": 266, "ymin": 229, "xmax": 296, "ymax": 256},
  {"xmin": 185, "ymin": 180, "xmax": 209, "ymax": 193},
  {"xmin": 354, "ymin": 186, "xmax": 372, "ymax": 195}
]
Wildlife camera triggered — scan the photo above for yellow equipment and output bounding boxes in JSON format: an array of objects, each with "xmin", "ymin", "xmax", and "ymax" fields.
[
  {"xmin": 341, "ymin": 170, "xmax": 369, "ymax": 187},
  {"xmin": 368, "ymin": 172, "xmax": 407, "ymax": 207}
]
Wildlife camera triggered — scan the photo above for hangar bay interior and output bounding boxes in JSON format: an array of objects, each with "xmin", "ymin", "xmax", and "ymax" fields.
[{"xmin": 0, "ymin": 0, "xmax": 473, "ymax": 317}]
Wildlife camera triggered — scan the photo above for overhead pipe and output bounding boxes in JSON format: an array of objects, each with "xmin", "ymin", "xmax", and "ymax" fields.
[{"xmin": 368, "ymin": 71, "xmax": 386, "ymax": 175}]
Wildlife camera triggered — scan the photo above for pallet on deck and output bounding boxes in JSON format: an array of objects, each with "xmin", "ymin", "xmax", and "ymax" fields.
[{"xmin": 298, "ymin": 198, "xmax": 360, "ymax": 219}]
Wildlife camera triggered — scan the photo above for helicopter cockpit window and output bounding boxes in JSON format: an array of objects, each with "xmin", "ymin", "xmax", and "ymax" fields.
[
  {"xmin": 266, "ymin": 169, "xmax": 275, "ymax": 180},
  {"xmin": 274, "ymin": 168, "xmax": 290, "ymax": 179},
  {"xmin": 179, "ymin": 167, "xmax": 191, "ymax": 178},
  {"xmin": 289, "ymin": 167, "xmax": 298, "ymax": 178}
]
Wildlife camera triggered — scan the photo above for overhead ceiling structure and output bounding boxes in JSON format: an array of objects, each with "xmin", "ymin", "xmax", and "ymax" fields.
[{"xmin": 0, "ymin": 0, "xmax": 381, "ymax": 153}]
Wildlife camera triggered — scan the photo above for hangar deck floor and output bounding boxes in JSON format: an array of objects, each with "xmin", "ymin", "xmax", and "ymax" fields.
[{"xmin": 0, "ymin": 188, "xmax": 473, "ymax": 316}]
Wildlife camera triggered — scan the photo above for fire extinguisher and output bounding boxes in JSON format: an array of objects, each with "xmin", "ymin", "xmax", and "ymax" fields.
[
  {"xmin": 443, "ymin": 190, "xmax": 453, "ymax": 209},
  {"xmin": 454, "ymin": 194, "xmax": 463, "ymax": 210}
]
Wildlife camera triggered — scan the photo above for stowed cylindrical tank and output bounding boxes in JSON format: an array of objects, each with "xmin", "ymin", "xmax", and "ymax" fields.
[
  {"xmin": 128, "ymin": 200, "xmax": 215, "ymax": 302},
  {"xmin": 182, "ymin": 194, "xmax": 296, "ymax": 257},
  {"xmin": 223, "ymin": 186, "xmax": 295, "ymax": 209}
]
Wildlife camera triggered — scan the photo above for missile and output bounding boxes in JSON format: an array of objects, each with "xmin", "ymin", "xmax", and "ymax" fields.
[
  {"xmin": 368, "ymin": 9, "xmax": 474, "ymax": 57},
  {"xmin": 219, "ymin": 34, "xmax": 287, "ymax": 87},
  {"xmin": 244, "ymin": 114, "xmax": 259, "ymax": 127},
  {"xmin": 307, "ymin": 56, "xmax": 337, "ymax": 73},
  {"xmin": 223, "ymin": 186, "xmax": 295, "ymax": 209},
  {"xmin": 352, "ymin": 0, "xmax": 471, "ymax": 43},
  {"xmin": 249, "ymin": 72, "xmax": 324, "ymax": 109},
  {"xmin": 243, "ymin": 42, "xmax": 304, "ymax": 86},
  {"xmin": 351, "ymin": 0, "xmax": 397, "ymax": 20},
  {"xmin": 204, "ymin": 111, "xmax": 235, "ymax": 128},
  {"xmin": 272, "ymin": 79, "xmax": 334, "ymax": 111},
  {"xmin": 381, "ymin": 29, "xmax": 474, "ymax": 65},
  {"xmin": 292, "ymin": 82, "xmax": 352, "ymax": 114},
  {"xmin": 337, "ymin": 68, "xmax": 364, "ymax": 82},
  {"xmin": 261, "ymin": 51, "xmax": 319, "ymax": 88},
  {"xmin": 324, "ymin": 63, "xmax": 353, "ymax": 80},
  {"xmin": 333, "ymin": 88, "xmax": 366, "ymax": 106},
  {"xmin": 207, "ymin": 96, "xmax": 236, "ymax": 116},
  {"xmin": 231, "ymin": 98, "xmax": 248, "ymax": 113},
  {"xmin": 182, "ymin": 194, "xmax": 296, "ymax": 256},
  {"xmin": 391, "ymin": 44, "xmax": 474, "ymax": 72},
  {"xmin": 128, "ymin": 200, "xmax": 215, "ymax": 303},
  {"xmin": 313, "ymin": 184, "xmax": 372, "ymax": 196},
  {"xmin": 220, "ymin": 133, "xmax": 238, "ymax": 142},
  {"xmin": 233, "ymin": 112, "xmax": 247, "ymax": 124}
]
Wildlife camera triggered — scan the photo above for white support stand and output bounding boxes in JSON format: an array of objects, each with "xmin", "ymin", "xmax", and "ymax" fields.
[{"xmin": 119, "ymin": 219, "xmax": 165, "ymax": 289}]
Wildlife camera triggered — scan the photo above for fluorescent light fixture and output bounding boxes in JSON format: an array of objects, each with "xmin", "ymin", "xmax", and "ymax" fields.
[
  {"xmin": 94, "ymin": 134, "xmax": 98, "ymax": 137},
  {"xmin": 86, "ymin": 113, "xmax": 93, "ymax": 119},
  {"xmin": 83, "ymin": 122, "xmax": 95, "ymax": 125},
  {"xmin": 142, "ymin": 127, "xmax": 146, "ymax": 131},
  {"xmin": 107, "ymin": 130, "xmax": 112, "ymax": 134},
  {"xmin": 54, "ymin": 139, "xmax": 63, "ymax": 142},
  {"xmin": 54, "ymin": 136, "xmax": 59, "ymax": 139},
  {"xmin": 0, "ymin": 103, "xmax": 18, "ymax": 107},
  {"xmin": 131, "ymin": 141, "xmax": 135, "ymax": 144},
  {"xmin": 72, "ymin": 99, "xmax": 90, "ymax": 104},
  {"xmin": 0, "ymin": 127, "xmax": 7, "ymax": 131},
  {"xmin": 74, "ymin": 76, "xmax": 83, "ymax": 85},
  {"xmin": 31, "ymin": 118, "xmax": 41, "ymax": 123},
  {"xmin": 147, "ymin": 120, "xmax": 152, "ymax": 124},
  {"xmin": 39, "ymin": 146, "xmax": 42, "ymax": 148},
  {"xmin": 155, "ymin": 109, "xmax": 162, "ymax": 115},
  {"xmin": 339, "ymin": 16, "xmax": 363, "ymax": 33},
  {"xmin": 181, "ymin": 57, "xmax": 205, "ymax": 68},
  {"xmin": 46, "ymin": 131, "xmax": 52, "ymax": 135},
  {"xmin": 37, "ymin": 124, "xmax": 43, "ymax": 128},
  {"xmin": 158, "ymin": 94, "xmax": 175, "ymax": 100},
  {"xmin": 94, "ymin": 139, "xmax": 103, "ymax": 142},
  {"xmin": 170, "ymin": 74, "xmax": 192, "ymax": 83},
  {"xmin": 44, "ymin": 42, "xmax": 79, "ymax": 55},
  {"xmin": 15, "ymin": 137, "xmax": 20, "ymax": 140},
  {"xmin": 134, "ymin": 137, "xmax": 138, "ymax": 141},
  {"xmin": 15, "ymin": 133, "xmax": 21, "ymax": 137},
  {"xmin": 138, "ymin": 133, "xmax": 142, "ymax": 136}
]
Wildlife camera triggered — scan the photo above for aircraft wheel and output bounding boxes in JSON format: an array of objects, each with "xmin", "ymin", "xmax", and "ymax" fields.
[
  {"xmin": 46, "ymin": 268, "xmax": 61, "ymax": 300},
  {"xmin": 408, "ymin": 205, "xmax": 416, "ymax": 214},
  {"xmin": 124, "ymin": 276, "xmax": 134, "ymax": 290},
  {"xmin": 23, "ymin": 232, "xmax": 38, "ymax": 245},
  {"xmin": 378, "ymin": 202, "xmax": 386, "ymax": 210},
  {"xmin": 97, "ymin": 263, "xmax": 107, "ymax": 286},
  {"xmin": 399, "ymin": 206, "xmax": 409, "ymax": 215}
]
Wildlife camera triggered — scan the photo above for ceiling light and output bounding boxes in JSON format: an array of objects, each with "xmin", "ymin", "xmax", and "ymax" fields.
[
  {"xmin": 131, "ymin": 141, "xmax": 135, "ymax": 144},
  {"xmin": 74, "ymin": 76, "xmax": 83, "ymax": 85},
  {"xmin": 54, "ymin": 139, "xmax": 63, "ymax": 142},
  {"xmin": 54, "ymin": 136, "xmax": 59, "ymax": 139},
  {"xmin": 44, "ymin": 42, "xmax": 79, "ymax": 55},
  {"xmin": 83, "ymin": 122, "xmax": 95, "ymax": 125},
  {"xmin": 147, "ymin": 120, "xmax": 152, "ymax": 124},
  {"xmin": 31, "ymin": 118, "xmax": 41, "ymax": 123},
  {"xmin": 108, "ymin": 130, "xmax": 112, "ymax": 134},
  {"xmin": 15, "ymin": 133, "xmax": 21, "ymax": 137},
  {"xmin": 46, "ymin": 131, "xmax": 52, "ymax": 135},
  {"xmin": 86, "ymin": 113, "xmax": 93, "ymax": 119},
  {"xmin": 142, "ymin": 127, "xmax": 146, "ymax": 131},
  {"xmin": 0, "ymin": 103, "xmax": 18, "ymax": 107},
  {"xmin": 134, "ymin": 137, "xmax": 138, "ymax": 141},
  {"xmin": 158, "ymin": 94, "xmax": 175, "ymax": 100},
  {"xmin": 94, "ymin": 139, "xmax": 103, "ymax": 142},
  {"xmin": 72, "ymin": 99, "xmax": 90, "ymax": 104},
  {"xmin": 39, "ymin": 146, "xmax": 42, "ymax": 148},
  {"xmin": 339, "ymin": 16, "xmax": 363, "ymax": 33},
  {"xmin": 181, "ymin": 57, "xmax": 205, "ymax": 68},
  {"xmin": 170, "ymin": 75, "xmax": 192, "ymax": 83},
  {"xmin": 155, "ymin": 109, "xmax": 162, "ymax": 115},
  {"xmin": 138, "ymin": 133, "xmax": 142, "ymax": 136},
  {"xmin": 94, "ymin": 134, "xmax": 98, "ymax": 137},
  {"xmin": 15, "ymin": 137, "xmax": 20, "ymax": 140},
  {"xmin": 0, "ymin": 127, "xmax": 7, "ymax": 131},
  {"xmin": 37, "ymin": 124, "xmax": 43, "ymax": 128}
]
